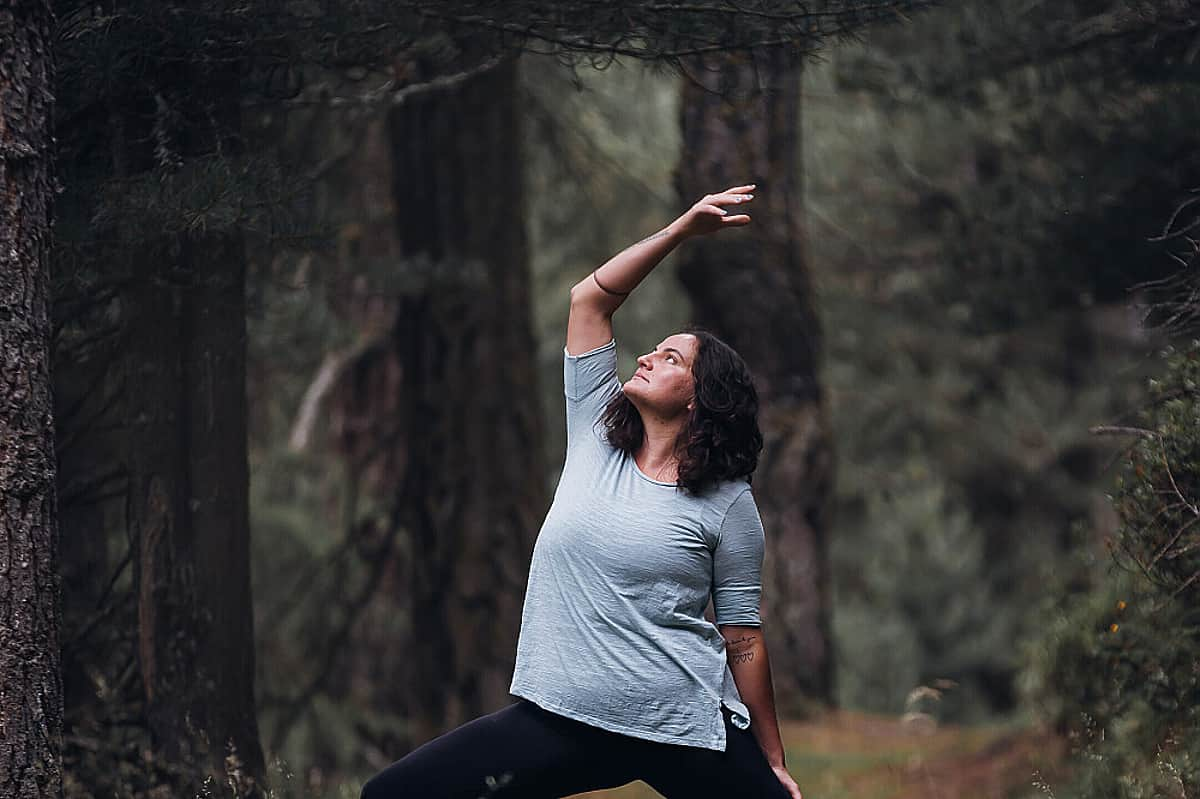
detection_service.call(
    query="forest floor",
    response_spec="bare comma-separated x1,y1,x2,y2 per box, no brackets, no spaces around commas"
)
572,708,1069,799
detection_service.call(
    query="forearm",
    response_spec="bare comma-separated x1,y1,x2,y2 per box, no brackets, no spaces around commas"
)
569,221,687,314
724,626,787,768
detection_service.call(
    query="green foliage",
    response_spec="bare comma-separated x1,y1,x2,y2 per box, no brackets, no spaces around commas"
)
834,470,1019,722
819,278,1147,721
1112,345,1200,599
818,0,1200,332
84,154,302,241
802,0,1172,723
1019,342,1200,798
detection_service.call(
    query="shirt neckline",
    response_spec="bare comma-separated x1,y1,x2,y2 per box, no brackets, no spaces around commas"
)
629,452,678,487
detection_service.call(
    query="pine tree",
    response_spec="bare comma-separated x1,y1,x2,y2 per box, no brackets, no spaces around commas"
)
0,2,62,797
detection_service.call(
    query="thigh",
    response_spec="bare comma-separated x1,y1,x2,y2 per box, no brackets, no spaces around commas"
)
637,709,792,799
360,699,639,799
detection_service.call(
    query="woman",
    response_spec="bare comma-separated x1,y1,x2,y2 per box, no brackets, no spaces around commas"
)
361,184,804,799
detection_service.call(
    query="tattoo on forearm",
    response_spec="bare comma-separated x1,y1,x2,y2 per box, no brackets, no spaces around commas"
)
727,633,759,666
622,229,668,253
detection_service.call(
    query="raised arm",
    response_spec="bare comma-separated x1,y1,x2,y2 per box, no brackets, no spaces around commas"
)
566,184,756,356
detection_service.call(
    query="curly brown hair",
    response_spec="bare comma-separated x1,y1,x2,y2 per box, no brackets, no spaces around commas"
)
597,325,763,497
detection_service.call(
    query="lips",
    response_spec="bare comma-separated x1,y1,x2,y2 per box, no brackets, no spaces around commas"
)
634,372,649,382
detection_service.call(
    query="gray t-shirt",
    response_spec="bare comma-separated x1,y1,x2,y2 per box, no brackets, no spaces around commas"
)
508,337,766,752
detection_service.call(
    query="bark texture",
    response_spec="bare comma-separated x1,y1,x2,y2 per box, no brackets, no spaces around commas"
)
676,50,835,712
0,1,63,796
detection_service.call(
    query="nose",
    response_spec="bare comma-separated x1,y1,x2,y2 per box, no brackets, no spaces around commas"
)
637,353,652,369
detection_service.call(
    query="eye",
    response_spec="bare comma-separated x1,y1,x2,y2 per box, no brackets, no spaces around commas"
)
666,355,677,364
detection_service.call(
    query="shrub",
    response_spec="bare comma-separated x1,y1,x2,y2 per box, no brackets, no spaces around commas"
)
1019,342,1200,798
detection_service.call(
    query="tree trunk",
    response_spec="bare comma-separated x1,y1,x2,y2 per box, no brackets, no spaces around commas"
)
372,54,546,748
0,1,63,796
126,231,265,794
676,50,835,712
51,47,266,791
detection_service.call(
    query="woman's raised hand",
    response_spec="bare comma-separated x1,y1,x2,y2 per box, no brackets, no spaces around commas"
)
671,184,756,239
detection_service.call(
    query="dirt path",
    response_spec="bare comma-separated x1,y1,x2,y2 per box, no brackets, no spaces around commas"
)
575,709,1068,799
811,710,1068,799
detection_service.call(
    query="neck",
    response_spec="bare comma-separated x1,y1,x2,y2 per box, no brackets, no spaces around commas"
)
636,415,688,479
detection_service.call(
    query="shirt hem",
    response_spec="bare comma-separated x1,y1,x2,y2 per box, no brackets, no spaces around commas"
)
508,684,727,752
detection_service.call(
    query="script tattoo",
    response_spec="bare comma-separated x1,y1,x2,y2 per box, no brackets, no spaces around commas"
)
619,229,668,255
727,633,759,666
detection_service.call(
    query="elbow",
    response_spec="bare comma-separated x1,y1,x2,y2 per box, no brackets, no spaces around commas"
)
570,280,618,316
569,281,585,304
569,278,598,304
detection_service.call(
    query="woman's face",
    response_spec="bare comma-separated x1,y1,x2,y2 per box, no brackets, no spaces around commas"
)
622,333,699,419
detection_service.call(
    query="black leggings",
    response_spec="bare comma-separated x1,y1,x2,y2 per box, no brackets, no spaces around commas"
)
360,698,791,799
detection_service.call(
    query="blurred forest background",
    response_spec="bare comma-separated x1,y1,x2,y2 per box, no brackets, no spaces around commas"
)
4,0,1200,798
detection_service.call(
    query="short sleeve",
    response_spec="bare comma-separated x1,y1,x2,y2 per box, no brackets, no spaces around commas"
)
712,488,765,627
564,338,621,449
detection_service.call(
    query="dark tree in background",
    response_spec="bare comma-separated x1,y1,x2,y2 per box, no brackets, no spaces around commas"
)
123,232,263,791
0,1,62,797
677,49,834,711
122,80,264,799
381,53,544,748
260,50,546,755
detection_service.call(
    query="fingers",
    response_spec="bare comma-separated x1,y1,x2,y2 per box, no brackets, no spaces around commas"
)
700,205,751,222
704,190,754,203
699,201,752,223
690,192,754,233
701,203,751,219
700,185,756,204
705,187,753,208
719,193,754,209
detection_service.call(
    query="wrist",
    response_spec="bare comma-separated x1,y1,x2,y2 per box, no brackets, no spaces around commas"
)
665,218,690,243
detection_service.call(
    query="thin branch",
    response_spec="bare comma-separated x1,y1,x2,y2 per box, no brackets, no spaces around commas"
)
1170,568,1200,598
410,1,932,62
1088,424,1158,439
1158,435,1199,518
1147,190,1200,243
248,53,511,109
1149,515,1200,570
288,328,391,452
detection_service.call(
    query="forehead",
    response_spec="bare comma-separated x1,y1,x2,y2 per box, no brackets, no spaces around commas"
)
658,333,699,356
